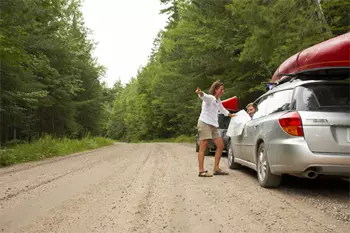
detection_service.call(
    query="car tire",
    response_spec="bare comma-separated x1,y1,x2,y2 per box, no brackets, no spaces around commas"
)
227,140,241,169
256,143,281,188
196,141,199,152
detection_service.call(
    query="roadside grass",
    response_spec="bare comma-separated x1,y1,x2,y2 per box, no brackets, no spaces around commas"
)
0,136,115,167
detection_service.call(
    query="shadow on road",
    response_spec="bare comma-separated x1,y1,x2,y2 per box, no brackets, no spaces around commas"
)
280,175,350,201
237,166,350,201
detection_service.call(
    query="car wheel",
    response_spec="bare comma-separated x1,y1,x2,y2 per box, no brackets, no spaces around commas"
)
227,140,241,169
196,141,199,152
257,143,281,188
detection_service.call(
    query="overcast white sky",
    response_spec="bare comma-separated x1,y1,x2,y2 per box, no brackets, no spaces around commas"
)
82,0,168,86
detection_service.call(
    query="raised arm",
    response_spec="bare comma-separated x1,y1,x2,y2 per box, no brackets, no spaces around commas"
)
195,87,214,104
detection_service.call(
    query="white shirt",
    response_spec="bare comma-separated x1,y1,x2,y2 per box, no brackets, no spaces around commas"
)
198,92,229,127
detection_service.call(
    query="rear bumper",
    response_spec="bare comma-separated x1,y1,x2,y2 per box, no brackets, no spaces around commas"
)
267,137,350,177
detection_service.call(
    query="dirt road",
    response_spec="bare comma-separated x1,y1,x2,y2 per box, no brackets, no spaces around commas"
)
0,143,349,233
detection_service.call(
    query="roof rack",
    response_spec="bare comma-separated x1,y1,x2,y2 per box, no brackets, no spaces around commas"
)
263,75,300,91
271,68,349,85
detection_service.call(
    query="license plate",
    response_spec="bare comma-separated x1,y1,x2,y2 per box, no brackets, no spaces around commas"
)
347,128,350,143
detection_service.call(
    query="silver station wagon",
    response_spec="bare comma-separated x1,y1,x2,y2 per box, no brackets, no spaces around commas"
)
228,79,350,188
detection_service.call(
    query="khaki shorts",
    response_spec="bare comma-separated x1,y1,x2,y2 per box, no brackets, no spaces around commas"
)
197,120,220,140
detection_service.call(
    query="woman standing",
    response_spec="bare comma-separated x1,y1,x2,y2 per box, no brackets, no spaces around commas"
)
196,81,235,177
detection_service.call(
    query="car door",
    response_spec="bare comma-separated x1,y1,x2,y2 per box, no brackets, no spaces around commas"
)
231,125,245,160
241,96,269,162
218,114,230,150
245,90,293,164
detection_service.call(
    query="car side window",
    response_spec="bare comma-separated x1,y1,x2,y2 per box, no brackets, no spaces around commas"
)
252,97,268,119
265,90,293,115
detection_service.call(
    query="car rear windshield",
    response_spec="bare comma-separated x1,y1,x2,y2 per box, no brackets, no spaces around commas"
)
294,83,350,111
218,114,230,129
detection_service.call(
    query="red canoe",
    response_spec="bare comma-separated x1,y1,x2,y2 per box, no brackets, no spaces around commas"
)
271,32,350,82
222,96,239,112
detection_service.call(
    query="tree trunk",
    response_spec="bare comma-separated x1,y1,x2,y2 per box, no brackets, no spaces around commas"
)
52,117,55,133
13,128,17,140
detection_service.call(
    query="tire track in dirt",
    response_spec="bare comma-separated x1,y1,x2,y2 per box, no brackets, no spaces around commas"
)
0,144,146,232
19,143,157,233
0,143,349,233
0,144,130,201
0,144,120,176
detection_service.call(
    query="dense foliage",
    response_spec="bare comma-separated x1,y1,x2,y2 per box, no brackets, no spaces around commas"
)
0,0,113,143
1,0,347,144
106,0,344,142
322,0,350,36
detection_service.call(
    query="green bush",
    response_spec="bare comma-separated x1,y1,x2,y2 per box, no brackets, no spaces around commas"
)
0,136,114,166
172,135,196,143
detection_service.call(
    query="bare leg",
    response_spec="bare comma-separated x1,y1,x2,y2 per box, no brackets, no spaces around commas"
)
198,140,209,172
213,137,224,171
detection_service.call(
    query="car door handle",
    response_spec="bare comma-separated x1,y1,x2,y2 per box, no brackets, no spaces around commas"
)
254,125,258,130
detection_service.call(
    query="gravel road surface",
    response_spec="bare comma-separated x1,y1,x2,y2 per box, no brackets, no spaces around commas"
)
0,143,349,233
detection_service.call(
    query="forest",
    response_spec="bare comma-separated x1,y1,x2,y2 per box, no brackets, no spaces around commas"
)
1,0,349,144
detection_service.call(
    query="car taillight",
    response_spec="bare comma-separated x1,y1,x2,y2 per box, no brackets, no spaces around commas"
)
278,112,304,136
